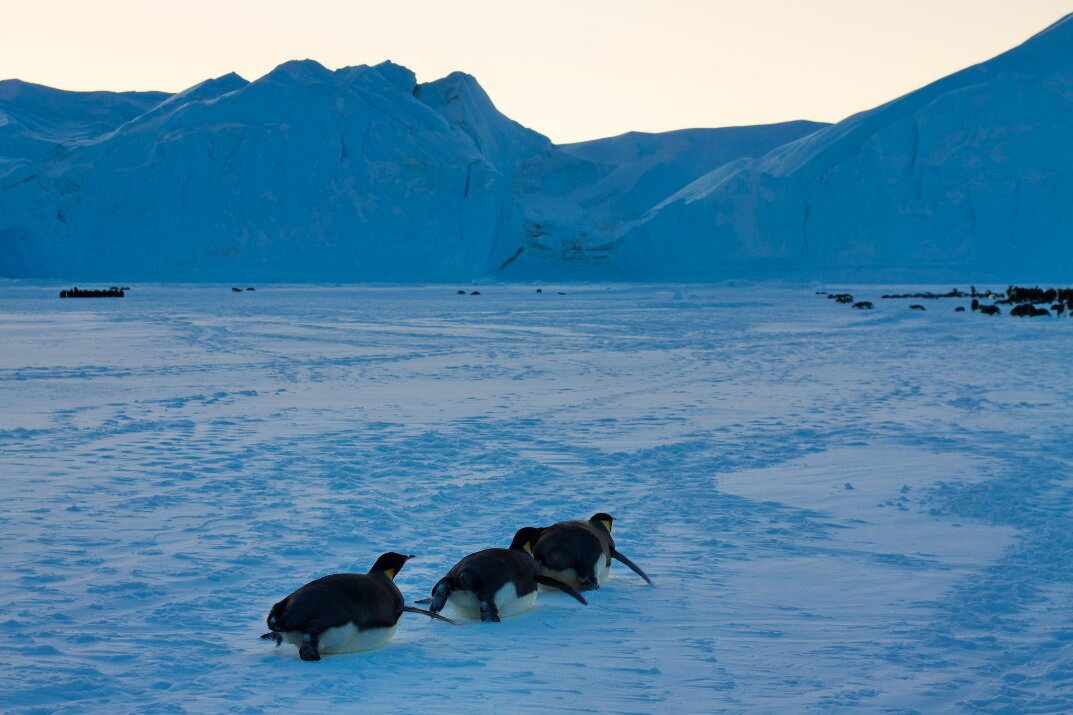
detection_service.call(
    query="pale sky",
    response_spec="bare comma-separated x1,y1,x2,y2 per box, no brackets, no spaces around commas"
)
3,0,1071,143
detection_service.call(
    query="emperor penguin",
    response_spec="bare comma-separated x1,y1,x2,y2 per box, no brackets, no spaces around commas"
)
427,527,588,622
261,552,454,661
533,513,653,591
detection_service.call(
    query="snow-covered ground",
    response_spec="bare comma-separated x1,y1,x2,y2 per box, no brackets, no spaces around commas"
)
2,284,1071,712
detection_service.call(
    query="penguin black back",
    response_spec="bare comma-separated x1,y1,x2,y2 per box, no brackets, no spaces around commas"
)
428,527,586,622
533,513,652,591
263,552,447,660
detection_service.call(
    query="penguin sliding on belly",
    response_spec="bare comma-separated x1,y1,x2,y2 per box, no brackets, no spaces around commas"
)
261,552,455,661
533,513,653,591
427,527,588,622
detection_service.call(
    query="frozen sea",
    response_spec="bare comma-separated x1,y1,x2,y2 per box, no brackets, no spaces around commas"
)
1,283,1071,713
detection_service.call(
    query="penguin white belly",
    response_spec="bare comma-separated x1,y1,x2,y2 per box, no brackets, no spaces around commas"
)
448,582,537,619
321,623,398,653
283,624,397,653
596,555,611,585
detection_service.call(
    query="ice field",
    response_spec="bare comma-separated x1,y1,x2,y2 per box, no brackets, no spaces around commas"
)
1,284,1071,712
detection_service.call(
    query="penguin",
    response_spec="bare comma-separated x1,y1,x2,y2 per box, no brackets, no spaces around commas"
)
533,513,653,592
261,552,454,661
426,527,587,622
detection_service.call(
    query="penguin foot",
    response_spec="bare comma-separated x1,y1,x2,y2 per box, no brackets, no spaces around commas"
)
479,601,501,622
299,634,321,661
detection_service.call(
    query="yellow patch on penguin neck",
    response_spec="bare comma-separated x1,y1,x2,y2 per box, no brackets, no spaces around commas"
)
523,541,534,556
600,520,613,532
384,568,397,580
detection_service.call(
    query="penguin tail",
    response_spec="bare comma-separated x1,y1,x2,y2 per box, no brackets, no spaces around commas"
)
428,577,453,614
260,632,283,647
266,599,289,629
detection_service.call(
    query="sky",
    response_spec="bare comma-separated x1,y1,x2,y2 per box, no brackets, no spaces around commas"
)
3,0,1071,143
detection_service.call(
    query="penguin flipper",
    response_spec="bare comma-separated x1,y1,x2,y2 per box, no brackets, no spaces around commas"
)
611,549,653,584
260,632,283,647
402,605,458,625
413,597,433,604
536,576,588,605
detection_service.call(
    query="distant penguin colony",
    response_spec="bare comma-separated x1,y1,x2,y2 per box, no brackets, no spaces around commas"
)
263,514,652,660
453,288,570,296
823,285,1072,319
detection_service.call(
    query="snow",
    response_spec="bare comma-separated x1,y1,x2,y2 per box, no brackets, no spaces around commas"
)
2,283,1071,711
0,80,168,170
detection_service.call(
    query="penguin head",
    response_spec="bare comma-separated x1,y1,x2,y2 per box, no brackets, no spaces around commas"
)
509,527,544,556
370,552,414,581
590,513,615,532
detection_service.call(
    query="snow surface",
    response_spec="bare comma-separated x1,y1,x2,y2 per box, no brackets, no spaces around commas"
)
2,283,1071,711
